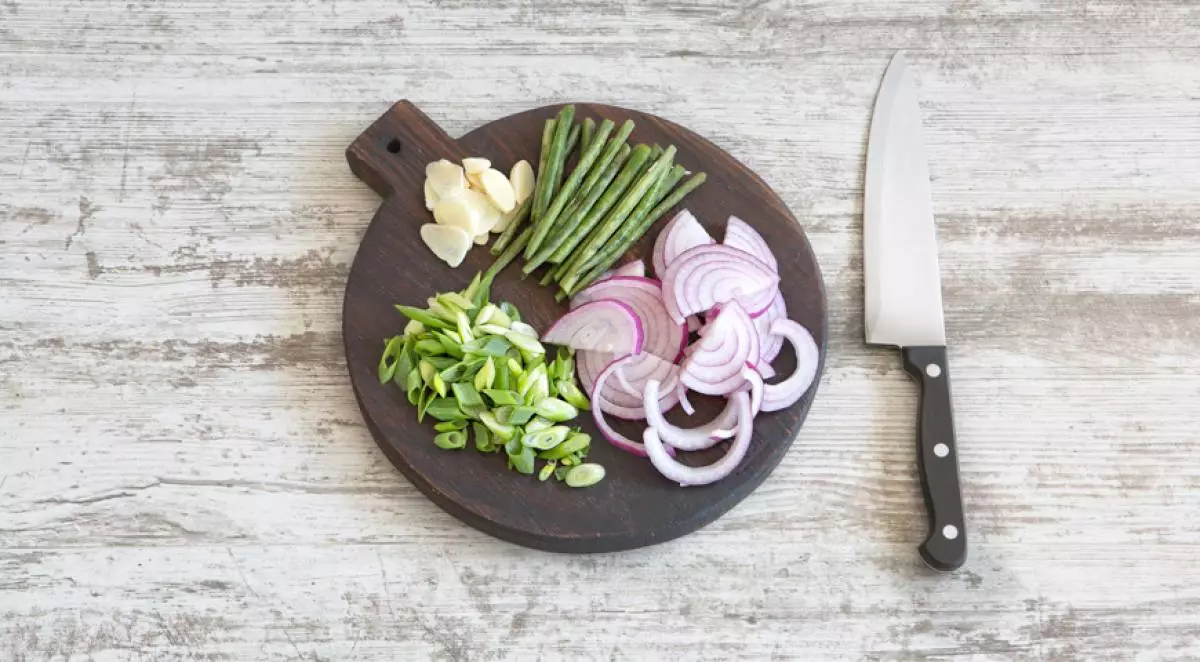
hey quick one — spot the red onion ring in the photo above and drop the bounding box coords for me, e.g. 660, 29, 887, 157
644, 379, 738, 451
754, 292, 787, 362
760, 319, 820, 412
591, 355, 678, 456
642, 390, 754, 486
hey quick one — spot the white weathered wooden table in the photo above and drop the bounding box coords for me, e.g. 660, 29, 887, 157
3, 1, 1199, 659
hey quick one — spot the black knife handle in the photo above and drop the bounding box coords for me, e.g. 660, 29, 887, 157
901, 345, 967, 571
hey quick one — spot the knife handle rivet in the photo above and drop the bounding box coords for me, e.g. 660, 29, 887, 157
925, 363, 942, 378
934, 443, 950, 458
942, 525, 959, 540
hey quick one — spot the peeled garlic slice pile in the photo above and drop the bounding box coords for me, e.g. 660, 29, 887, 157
420, 156, 536, 268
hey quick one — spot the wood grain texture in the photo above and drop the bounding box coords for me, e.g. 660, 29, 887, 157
2, 0, 1199, 659
343, 101, 826, 553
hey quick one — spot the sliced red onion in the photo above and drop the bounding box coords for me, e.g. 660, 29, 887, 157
676, 380, 696, 416
591, 356, 649, 456
580, 350, 679, 420
590, 355, 677, 456
754, 292, 787, 362
642, 391, 754, 486
662, 244, 779, 323
758, 361, 777, 380
644, 379, 737, 451
680, 301, 760, 395
544, 299, 643, 355
652, 208, 714, 277
742, 364, 764, 415
760, 319, 820, 412
724, 215, 778, 272
686, 315, 702, 333
569, 277, 684, 362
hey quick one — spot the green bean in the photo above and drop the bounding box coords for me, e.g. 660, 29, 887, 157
644, 171, 708, 230
581, 117, 596, 152
525, 118, 614, 258
534, 118, 555, 212
532, 106, 575, 225
563, 123, 581, 164
483, 226, 531, 284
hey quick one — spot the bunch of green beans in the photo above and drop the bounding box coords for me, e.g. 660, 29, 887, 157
485, 105, 706, 297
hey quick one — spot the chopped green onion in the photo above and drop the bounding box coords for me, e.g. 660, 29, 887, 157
522, 425, 570, 450
479, 411, 515, 441
437, 291, 476, 312
434, 420, 467, 432
476, 323, 510, 336
555, 380, 590, 410
395, 305, 451, 330
378, 335, 404, 383
472, 422, 495, 453
499, 302, 520, 323
434, 430, 467, 450
455, 310, 474, 344
474, 357, 496, 391
537, 432, 590, 460
538, 461, 557, 482
534, 397, 578, 422
565, 463, 605, 487
463, 336, 512, 358
450, 382, 484, 408
425, 397, 467, 421
483, 389, 522, 406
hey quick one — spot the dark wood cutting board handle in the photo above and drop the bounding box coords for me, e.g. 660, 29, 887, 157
902, 345, 967, 572
346, 100, 468, 199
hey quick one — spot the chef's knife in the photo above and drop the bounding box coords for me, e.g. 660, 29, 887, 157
864, 53, 966, 572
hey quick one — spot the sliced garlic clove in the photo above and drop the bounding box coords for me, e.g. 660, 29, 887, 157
426, 159, 467, 199
434, 196, 483, 236
420, 224, 472, 268
424, 180, 440, 211
509, 160, 535, 204
479, 168, 517, 213
465, 169, 485, 191
473, 232, 489, 246
463, 189, 502, 233
462, 157, 491, 174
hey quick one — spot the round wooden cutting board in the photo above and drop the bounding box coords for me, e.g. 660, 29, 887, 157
342, 101, 827, 553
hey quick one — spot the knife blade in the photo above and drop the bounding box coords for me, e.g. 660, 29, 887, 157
864, 53, 967, 572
